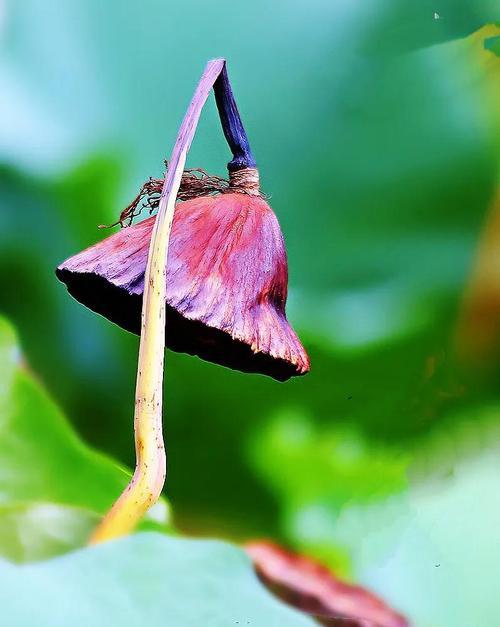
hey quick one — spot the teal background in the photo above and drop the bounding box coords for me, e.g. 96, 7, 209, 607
0, 1, 499, 625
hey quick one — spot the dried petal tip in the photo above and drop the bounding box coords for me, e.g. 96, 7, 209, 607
56, 185, 310, 381
246, 541, 410, 627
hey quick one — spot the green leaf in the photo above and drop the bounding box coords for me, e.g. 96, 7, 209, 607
0, 533, 314, 627
251, 405, 500, 627
0, 316, 171, 561
0, 503, 98, 564
246, 407, 409, 572
249, 408, 409, 510
484, 34, 500, 57
0, 315, 126, 511
341, 413, 500, 627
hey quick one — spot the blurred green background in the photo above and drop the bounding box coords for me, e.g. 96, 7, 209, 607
1, 1, 500, 626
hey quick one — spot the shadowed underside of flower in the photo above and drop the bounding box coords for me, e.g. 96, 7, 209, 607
57, 189, 310, 381
246, 541, 410, 627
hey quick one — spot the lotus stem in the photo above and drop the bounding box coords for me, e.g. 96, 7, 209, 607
89, 58, 226, 544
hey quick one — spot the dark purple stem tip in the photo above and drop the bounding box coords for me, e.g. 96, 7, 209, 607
214, 64, 257, 172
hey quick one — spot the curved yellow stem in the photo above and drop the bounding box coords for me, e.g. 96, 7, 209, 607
89, 58, 226, 544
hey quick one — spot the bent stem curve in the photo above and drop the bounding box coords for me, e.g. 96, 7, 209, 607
89, 58, 226, 544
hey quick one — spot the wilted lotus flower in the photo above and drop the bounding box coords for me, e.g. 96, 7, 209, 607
56, 166, 309, 381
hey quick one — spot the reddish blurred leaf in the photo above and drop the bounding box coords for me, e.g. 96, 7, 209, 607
246, 541, 409, 627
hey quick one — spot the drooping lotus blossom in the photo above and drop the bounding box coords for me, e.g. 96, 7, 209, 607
57, 61, 309, 382
57, 167, 309, 381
